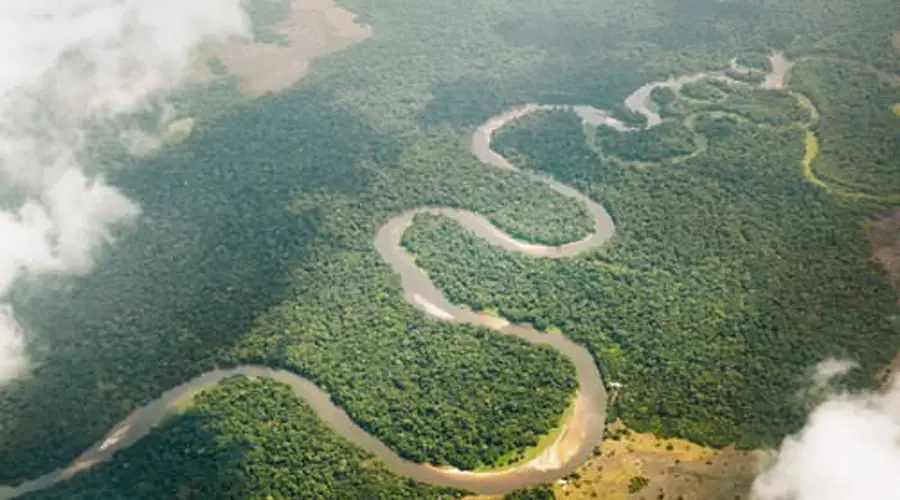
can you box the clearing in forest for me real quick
[869,210,900,293]
[553,421,765,500]
[192,0,371,96]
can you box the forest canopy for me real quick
[0,0,897,497]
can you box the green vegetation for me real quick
[711,88,813,127]
[590,120,696,163]
[504,484,555,499]
[25,376,463,499]
[725,68,766,85]
[650,87,679,108]
[246,0,292,46]
[4,82,580,478]
[680,80,729,102]
[475,394,576,471]
[0,0,898,496]
[402,90,899,448]
[735,53,771,72]
[789,57,900,198]
[4,63,590,480]
[629,476,650,493]
[206,56,230,76]
[680,85,814,128]
[485,189,594,246]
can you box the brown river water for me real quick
[0,51,793,498]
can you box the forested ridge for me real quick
[0,0,897,496]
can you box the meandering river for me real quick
[0,51,794,498]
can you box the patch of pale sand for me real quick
[192,0,371,97]
[762,51,794,90]
[59,424,134,480]
[98,425,131,452]
[412,294,455,321]
[474,311,510,330]
[423,391,589,480]
[60,459,96,481]
[528,392,591,471]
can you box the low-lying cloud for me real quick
[753,360,900,500]
[0,0,252,383]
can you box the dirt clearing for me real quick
[192,0,371,96]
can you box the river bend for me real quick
[0,51,795,498]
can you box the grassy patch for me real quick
[802,130,827,191]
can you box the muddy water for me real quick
[0,100,617,500]
[0,51,795,498]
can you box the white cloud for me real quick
[0,0,251,383]
[810,358,858,390]
[753,365,900,500]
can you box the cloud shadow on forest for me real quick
[0,85,400,482]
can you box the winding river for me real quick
[0,52,795,498]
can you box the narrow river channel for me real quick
[0,51,794,498]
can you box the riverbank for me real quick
[0,47,827,499]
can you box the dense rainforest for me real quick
[405,80,899,446]
[0,0,897,496]
[789,57,900,198]
[23,377,462,499]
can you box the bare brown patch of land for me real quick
[869,209,900,386]
[868,209,900,294]
[553,421,765,500]
[192,0,371,96]
[465,421,765,500]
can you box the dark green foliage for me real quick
[735,53,771,72]
[725,68,766,84]
[489,192,595,246]
[680,81,729,102]
[421,75,529,128]
[714,88,812,126]
[629,476,650,493]
[0,0,898,495]
[25,377,464,499]
[1,84,581,481]
[206,56,229,76]
[245,0,292,45]
[680,85,814,128]
[592,121,696,163]
[232,240,578,470]
[790,57,900,196]
[504,484,555,499]
[651,87,678,107]
[651,87,683,120]
[403,100,899,449]
[3,86,393,482]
